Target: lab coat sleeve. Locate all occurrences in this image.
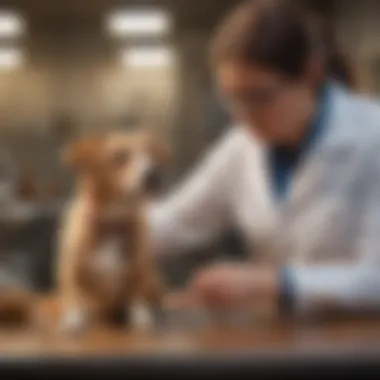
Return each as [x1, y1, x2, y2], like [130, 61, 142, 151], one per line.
[147, 130, 239, 257]
[288, 154, 380, 316]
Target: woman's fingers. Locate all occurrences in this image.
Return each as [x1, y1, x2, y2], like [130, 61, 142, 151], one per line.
[189, 265, 279, 310]
[190, 266, 243, 309]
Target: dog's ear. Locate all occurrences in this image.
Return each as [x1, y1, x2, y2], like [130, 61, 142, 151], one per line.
[61, 137, 102, 173]
[148, 135, 171, 167]
[139, 130, 171, 166]
[61, 140, 86, 171]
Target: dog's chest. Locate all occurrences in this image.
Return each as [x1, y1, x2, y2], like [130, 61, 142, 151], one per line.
[88, 238, 127, 297]
[90, 218, 135, 281]
[92, 238, 125, 273]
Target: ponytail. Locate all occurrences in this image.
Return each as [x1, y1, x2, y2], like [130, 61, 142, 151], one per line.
[320, 19, 356, 89]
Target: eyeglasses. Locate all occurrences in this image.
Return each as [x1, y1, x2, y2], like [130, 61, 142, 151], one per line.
[222, 80, 291, 113]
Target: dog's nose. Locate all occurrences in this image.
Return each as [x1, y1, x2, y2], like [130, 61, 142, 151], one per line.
[143, 168, 162, 193]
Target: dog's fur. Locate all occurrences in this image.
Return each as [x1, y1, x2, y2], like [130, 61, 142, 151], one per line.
[56, 130, 169, 335]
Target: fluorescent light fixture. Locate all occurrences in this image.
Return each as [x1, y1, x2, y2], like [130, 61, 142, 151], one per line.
[0, 48, 24, 69]
[107, 9, 171, 37]
[0, 11, 25, 38]
[122, 46, 174, 68]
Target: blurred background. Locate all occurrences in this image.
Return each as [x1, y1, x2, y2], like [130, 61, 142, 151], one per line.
[0, 0, 377, 294]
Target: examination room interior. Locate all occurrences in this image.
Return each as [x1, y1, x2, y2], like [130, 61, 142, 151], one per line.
[0, 0, 380, 374]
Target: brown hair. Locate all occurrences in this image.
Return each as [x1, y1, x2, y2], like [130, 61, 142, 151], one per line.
[211, 0, 355, 88]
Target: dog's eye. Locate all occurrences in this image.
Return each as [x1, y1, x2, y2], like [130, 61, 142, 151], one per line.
[111, 151, 130, 167]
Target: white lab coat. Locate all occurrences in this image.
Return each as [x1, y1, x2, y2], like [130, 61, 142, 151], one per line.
[149, 83, 380, 315]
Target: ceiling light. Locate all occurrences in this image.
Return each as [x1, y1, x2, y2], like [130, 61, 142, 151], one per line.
[0, 11, 25, 38]
[0, 48, 24, 69]
[107, 9, 171, 37]
[122, 46, 174, 68]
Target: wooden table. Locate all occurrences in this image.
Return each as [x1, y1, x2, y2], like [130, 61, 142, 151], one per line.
[1, 311, 380, 377]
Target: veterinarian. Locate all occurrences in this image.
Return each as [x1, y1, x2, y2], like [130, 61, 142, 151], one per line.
[149, 0, 380, 317]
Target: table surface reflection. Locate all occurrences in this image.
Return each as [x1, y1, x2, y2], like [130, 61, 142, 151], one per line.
[1, 313, 380, 359]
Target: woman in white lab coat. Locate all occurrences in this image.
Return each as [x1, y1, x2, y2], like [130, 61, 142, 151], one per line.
[150, 0, 380, 317]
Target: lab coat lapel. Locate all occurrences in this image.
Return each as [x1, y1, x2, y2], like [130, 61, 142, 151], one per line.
[273, 84, 352, 262]
[284, 83, 348, 216]
[241, 129, 283, 263]
[255, 143, 287, 264]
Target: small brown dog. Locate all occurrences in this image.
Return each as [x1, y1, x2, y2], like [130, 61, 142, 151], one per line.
[56, 130, 169, 335]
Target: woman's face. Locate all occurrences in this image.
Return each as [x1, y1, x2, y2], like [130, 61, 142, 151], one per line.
[217, 61, 316, 145]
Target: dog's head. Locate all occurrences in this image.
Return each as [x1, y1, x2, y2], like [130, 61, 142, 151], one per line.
[63, 131, 170, 201]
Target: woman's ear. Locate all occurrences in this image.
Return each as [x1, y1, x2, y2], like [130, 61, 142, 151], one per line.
[303, 54, 325, 89]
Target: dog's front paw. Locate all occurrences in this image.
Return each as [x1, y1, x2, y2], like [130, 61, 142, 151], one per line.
[129, 302, 155, 332]
[59, 307, 90, 337]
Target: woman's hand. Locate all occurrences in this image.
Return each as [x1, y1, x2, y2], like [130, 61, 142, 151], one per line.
[190, 264, 280, 310]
